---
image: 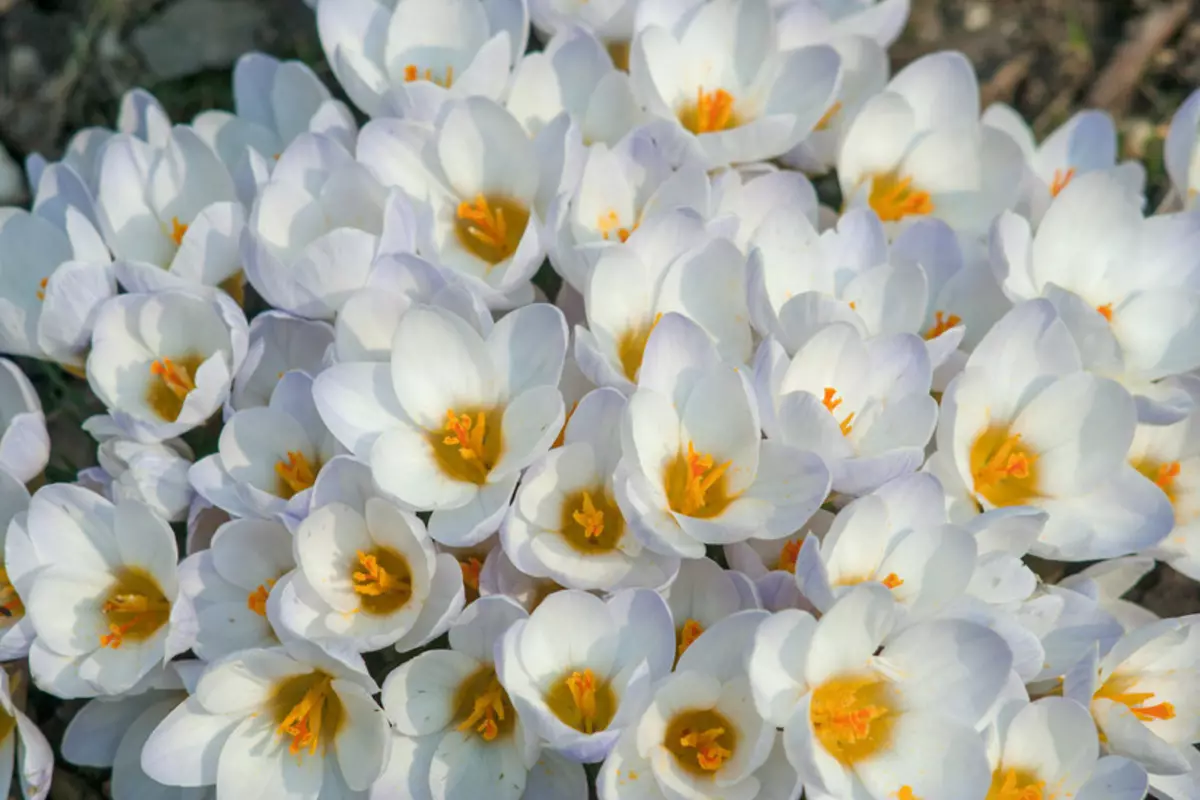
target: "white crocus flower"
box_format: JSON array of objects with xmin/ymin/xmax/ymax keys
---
[
  {"xmin": 1166, "ymin": 87, "xmax": 1200, "ymax": 209},
  {"xmin": 630, "ymin": 0, "xmax": 841, "ymax": 167},
  {"xmin": 80, "ymin": 426, "xmax": 194, "ymax": 523},
  {"xmin": 772, "ymin": 0, "xmax": 911, "ymax": 48},
  {"xmin": 0, "ymin": 470, "xmax": 32, "ymax": 660},
  {"xmin": 839, "ymin": 50, "xmax": 1024, "ymax": 236},
  {"xmin": 17, "ymin": 486, "xmax": 189, "ymax": 698},
  {"xmin": 550, "ymin": 132, "xmax": 711, "ymax": 293},
  {"xmin": 275, "ymin": 497, "xmax": 464, "ymax": 653},
  {"xmin": 175, "ymin": 518, "xmax": 294, "ymax": 661},
  {"xmin": 142, "ymin": 641, "xmax": 390, "ymax": 798},
  {"xmin": 749, "ymin": 585, "xmax": 1012, "ymax": 799},
  {"xmin": 194, "ymin": 52, "xmax": 357, "ymax": 205},
  {"xmin": 758, "ymin": 321, "xmax": 937, "ymax": 496},
  {"xmin": 531, "ymin": 0, "xmax": 636, "ymax": 68},
  {"xmin": 792, "ymin": 473, "xmax": 978, "ymax": 619},
  {"xmin": 616, "ymin": 314, "xmax": 830, "ymax": 559},
  {"xmin": 243, "ymin": 132, "xmax": 397, "ymax": 319},
  {"xmin": 315, "ymin": 303, "xmax": 567, "ymax": 546},
  {"xmin": 935, "ymin": 299, "xmax": 1174, "ymax": 559},
  {"xmin": 0, "ymin": 360, "xmax": 49, "ymax": 486},
  {"xmin": 86, "ymin": 289, "xmax": 249, "ymax": 443},
  {"xmin": 0, "ymin": 669, "xmax": 53, "ymax": 800},
  {"xmin": 190, "ymin": 372, "xmax": 342, "ymax": 526},
  {"xmin": 1066, "ymin": 616, "xmax": 1200, "ymax": 782},
  {"xmin": 230, "ymin": 310, "xmax": 334, "ymax": 411},
  {"xmin": 983, "ymin": 105, "xmax": 1145, "ymax": 224},
  {"xmin": 986, "ymin": 697, "xmax": 1149, "ymax": 800},
  {"xmin": 317, "ymin": 0, "xmax": 527, "ymax": 117},
  {"xmin": 497, "ymin": 588, "xmax": 674, "ymax": 763},
  {"xmin": 576, "ymin": 214, "xmax": 751, "ymax": 392},
  {"xmin": 507, "ymin": 27, "xmax": 642, "ymax": 148},
  {"xmin": 361, "ymin": 98, "xmax": 548, "ymax": 308},
  {"xmin": 377, "ymin": 595, "xmax": 587, "ymax": 799},
  {"xmin": 503, "ymin": 387, "xmax": 680, "ymax": 591},
  {"xmin": 992, "ymin": 170, "xmax": 1200, "ymax": 424},
  {"xmin": 663, "ymin": 557, "xmax": 759, "ymax": 664}
]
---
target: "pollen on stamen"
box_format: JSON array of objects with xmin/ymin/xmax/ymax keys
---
[
  {"xmin": 403, "ymin": 63, "xmax": 454, "ymax": 87},
  {"xmin": 868, "ymin": 172, "xmax": 934, "ymax": 223},
  {"xmin": 35, "ymin": 277, "xmax": 47, "ymax": 302},
  {"xmin": 1050, "ymin": 167, "xmax": 1076, "ymax": 197},
  {"xmin": 676, "ymin": 619, "xmax": 703, "ymax": 663},
  {"xmin": 680, "ymin": 87, "xmax": 738, "ymax": 134},
  {"xmin": 544, "ymin": 667, "xmax": 617, "ymax": 734},
  {"xmin": 454, "ymin": 194, "xmax": 530, "ymax": 267},
  {"xmin": 597, "ymin": 209, "xmax": 635, "ymax": 243},
  {"xmin": 923, "ymin": 310, "xmax": 962, "ymax": 340},
  {"xmin": 822, "ymin": 388, "xmax": 855, "ymax": 437},
  {"xmin": 169, "ymin": 216, "xmax": 188, "ymax": 247},
  {"xmin": 778, "ymin": 539, "xmax": 802, "ymax": 573},
  {"xmin": 1096, "ymin": 303, "xmax": 1114, "ymax": 322}
]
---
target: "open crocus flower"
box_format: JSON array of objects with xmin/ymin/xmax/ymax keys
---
[
  {"xmin": 575, "ymin": 215, "xmax": 751, "ymax": 393},
  {"xmin": 663, "ymin": 557, "xmax": 759, "ymax": 664},
  {"xmin": 508, "ymin": 27, "xmax": 642, "ymax": 148},
  {"xmin": 991, "ymin": 170, "xmax": 1200, "ymax": 424},
  {"xmin": 630, "ymin": 0, "xmax": 841, "ymax": 167},
  {"xmin": 986, "ymin": 697, "xmax": 1149, "ymax": 800},
  {"xmin": 276, "ymin": 497, "xmax": 463, "ymax": 653},
  {"xmin": 839, "ymin": 50, "xmax": 1024, "ymax": 236},
  {"xmin": 79, "ymin": 426, "xmax": 194, "ymax": 523},
  {"xmin": 230, "ymin": 310, "xmax": 334, "ymax": 411},
  {"xmin": 0, "ymin": 360, "xmax": 49, "ymax": 486},
  {"xmin": 758, "ymin": 321, "xmax": 937, "ymax": 496},
  {"xmin": 317, "ymin": 0, "xmax": 527, "ymax": 118},
  {"xmin": 17, "ymin": 486, "xmax": 189, "ymax": 698},
  {"xmin": 1166, "ymin": 87, "xmax": 1200, "ymax": 209},
  {"xmin": 749, "ymin": 585, "xmax": 1012, "ymax": 799},
  {"xmin": 549, "ymin": 133, "xmax": 711, "ymax": 293},
  {"xmin": 1065, "ymin": 616, "xmax": 1200, "ymax": 781},
  {"xmin": 361, "ymin": 98, "xmax": 548, "ymax": 308},
  {"xmin": 792, "ymin": 473, "xmax": 978, "ymax": 619},
  {"xmin": 243, "ymin": 132, "xmax": 398, "ymax": 319},
  {"xmin": 86, "ymin": 289, "xmax": 249, "ymax": 443},
  {"xmin": 531, "ymin": 0, "xmax": 636, "ymax": 68},
  {"xmin": 983, "ymin": 105, "xmax": 1145, "ymax": 225},
  {"xmin": 194, "ymin": 52, "xmax": 357, "ymax": 206},
  {"xmin": 616, "ymin": 314, "xmax": 830, "ymax": 559},
  {"xmin": 315, "ymin": 303, "xmax": 567, "ymax": 546},
  {"xmin": 0, "ymin": 668, "xmax": 53, "ymax": 800},
  {"xmin": 935, "ymin": 299, "xmax": 1174, "ymax": 559},
  {"xmin": 141, "ymin": 641, "xmax": 389, "ymax": 798},
  {"xmin": 175, "ymin": 518, "xmax": 294, "ymax": 661},
  {"xmin": 498, "ymin": 588, "xmax": 674, "ymax": 763},
  {"xmin": 190, "ymin": 372, "xmax": 343, "ymax": 526},
  {"xmin": 503, "ymin": 387, "xmax": 680, "ymax": 591},
  {"xmin": 377, "ymin": 595, "xmax": 587, "ymax": 799}
]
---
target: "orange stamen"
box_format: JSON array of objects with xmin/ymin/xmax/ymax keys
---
[
  {"xmin": 170, "ymin": 217, "xmax": 188, "ymax": 247},
  {"xmin": 1050, "ymin": 167, "xmax": 1076, "ymax": 197},
  {"xmin": 923, "ymin": 310, "xmax": 962, "ymax": 340},
  {"xmin": 275, "ymin": 451, "xmax": 317, "ymax": 496},
  {"xmin": 572, "ymin": 491, "xmax": 605, "ymax": 539},
  {"xmin": 678, "ymin": 726, "xmax": 731, "ymax": 771},
  {"xmin": 150, "ymin": 357, "xmax": 195, "ymax": 399},
  {"xmin": 778, "ymin": 539, "xmax": 802, "ymax": 573},
  {"xmin": 1096, "ymin": 303, "xmax": 1114, "ymax": 322},
  {"xmin": 456, "ymin": 195, "xmax": 508, "ymax": 251},
  {"xmin": 352, "ymin": 550, "xmax": 410, "ymax": 597},
  {"xmin": 822, "ymin": 388, "xmax": 855, "ymax": 436},
  {"xmin": 676, "ymin": 619, "xmax": 704, "ymax": 661}
]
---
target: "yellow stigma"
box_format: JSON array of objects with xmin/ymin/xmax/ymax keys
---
[
  {"xmin": 98, "ymin": 567, "xmax": 171, "ymax": 649},
  {"xmin": 351, "ymin": 548, "xmax": 413, "ymax": 615},
  {"xmin": 403, "ymin": 63, "xmax": 454, "ymax": 87},
  {"xmin": 275, "ymin": 450, "xmax": 317, "ymax": 498},
  {"xmin": 1133, "ymin": 458, "xmax": 1181, "ymax": 506},
  {"xmin": 810, "ymin": 673, "xmax": 896, "ymax": 765},
  {"xmin": 454, "ymin": 667, "xmax": 515, "ymax": 742},
  {"xmin": 1095, "ymin": 673, "xmax": 1176, "ymax": 723},
  {"xmin": 572, "ymin": 491, "xmax": 605, "ymax": 539},
  {"xmin": 665, "ymin": 708, "xmax": 738, "ymax": 775},
  {"xmin": 597, "ymin": 210, "xmax": 635, "ymax": 243},
  {"xmin": 822, "ymin": 387, "xmax": 855, "ymax": 437},
  {"xmin": 923, "ymin": 310, "xmax": 962, "ymax": 340},
  {"xmin": 680, "ymin": 87, "xmax": 739, "ymax": 134},
  {"xmin": 868, "ymin": 172, "xmax": 934, "ymax": 223},
  {"xmin": 676, "ymin": 619, "xmax": 704, "ymax": 662},
  {"xmin": 986, "ymin": 768, "xmax": 1046, "ymax": 800},
  {"xmin": 664, "ymin": 441, "xmax": 734, "ymax": 518},
  {"xmin": 271, "ymin": 672, "xmax": 343, "ymax": 760},
  {"xmin": 455, "ymin": 194, "xmax": 530, "ymax": 267},
  {"xmin": 246, "ymin": 579, "xmax": 275, "ymax": 617},
  {"xmin": 970, "ymin": 425, "xmax": 1039, "ymax": 507},
  {"xmin": 146, "ymin": 354, "xmax": 203, "ymax": 422},
  {"xmin": 560, "ymin": 488, "xmax": 624, "ymax": 553},
  {"xmin": 430, "ymin": 407, "xmax": 503, "ymax": 485},
  {"xmin": 545, "ymin": 668, "xmax": 617, "ymax": 734},
  {"xmin": 169, "ymin": 216, "xmax": 188, "ymax": 247},
  {"xmin": 1096, "ymin": 303, "xmax": 1114, "ymax": 322}
]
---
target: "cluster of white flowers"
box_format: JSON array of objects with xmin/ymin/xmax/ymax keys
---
[{"xmin": 2, "ymin": 0, "xmax": 1200, "ymax": 797}]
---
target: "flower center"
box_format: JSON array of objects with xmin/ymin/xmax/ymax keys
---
[
  {"xmin": 597, "ymin": 209, "xmax": 636, "ymax": 243},
  {"xmin": 0, "ymin": 567, "xmax": 24, "ymax": 621},
  {"xmin": 247, "ymin": 579, "xmax": 275, "ymax": 617},
  {"xmin": 1094, "ymin": 673, "xmax": 1176, "ymax": 723},
  {"xmin": 429, "ymin": 407, "xmax": 503, "ymax": 485},
  {"xmin": 454, "ymin": 194, "xmax": 530, "ymax": 267},
  {"xmin": 270, "ymin": 671, "xmax": 343, "ymax": 759},
  {"xmin": 810, "ymin": 673, "xmax": 897, "ymax": 765},
  {"xmin": 403, "ymin": 64, "xmax": 454, "ymax": 87},
  {"xmin": 1096, "ymin": 303, "xmax": 1114, "ymax": 322},
  {"xmin": 351, "ymin": 547, "xmax": 413, "ymax": 616},
  {"xmin": 680, "ymin": 87, "xmax": 739, "ymax": 134},
  {"xmin": 1133, "ymin": 458, "xmax": 1181, "ymax": 506},
  {"xmin": 987, "ymin": 768, "xmax": 1046, "ymax": 800},
  {"xmin": 664, "ymin": 441, "xmax": 735, "ymax": 519},
  {"xmin": 924, "ymin": 311, "xmax": 962, "ymax": 340},
  {"xmin": 616, "ymin": 312, "xmax": 663, "ymax": 383},
  {"xmin": 778, "ymin": 540, "xmax": 802, "ymax": 573},
  {"xmin": 1049, "ymin": 168, "xmax": 1076, "ymax": 198},
  {"xmin": 868, "ymin": 172, "xmax": 934, "ymax": 223},
  {"xmin": 676, "ymin": 619, "xmax": 704, "ymax": 663},
  {"xmin": 169, "ymin": 216, "xmax": 188, "ymax": 247},
  {"xmin": 453, "ymin": 666, "xmax": 516, "ymax": 742},
  {"xmin": 665, "ymin": 708, "xmax": 737, "ymax": 775},
  {"xmin": 146, "ymin": 354, "xmax": 204, "ymax": 422},
  {"xmin": 606, "ymin": 40, "xmax": 630, "ymax": 72},
  {"xmin": 970, "ymin": 425, "xmax": 1040, "ymax": 507},
  {"xmin": 559, "ymin": 488, "xmax": 624, "ymax": 553},
  {"xmin": 822, "ymin": 388, "xmax": 855, "ymax": 437},
  {"xmin": 99, "ymin": 567, "xmax": 171, "ymax": 649},
  {"xmin": 459, "ymin": 556, "xmax": 483, "ymax": 602},
  {"xmin": 545, "ymin": 667, "xmax": 617, "ymax": 734},
  {"xmin": 275, "ymin": 450, "xmax": 318, "ymax": 498},
  {"xmin": 35, "ymin": 277, "xmax": 47, "ymax": 302}
]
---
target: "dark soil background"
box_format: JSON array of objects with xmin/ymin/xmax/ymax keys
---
[{"xmin": 1, "ymin": 0, "xmax": 1199, "ymax": 795}]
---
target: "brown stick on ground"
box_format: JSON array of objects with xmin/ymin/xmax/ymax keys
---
[
  {"xmin": 1087, "ymin": 0, "xmax": 1193, "ymax": 117},
  {"xmin": 981, "ymin": 53, "xmax": 1034, "ymax": 108}
]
